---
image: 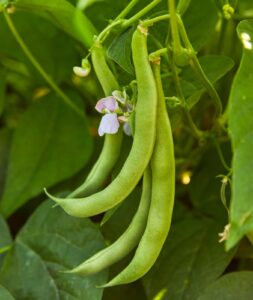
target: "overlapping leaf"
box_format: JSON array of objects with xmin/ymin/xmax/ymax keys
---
[{"xmin": 227, "ymin": 20, "xmax": 253, "ymax": 249}]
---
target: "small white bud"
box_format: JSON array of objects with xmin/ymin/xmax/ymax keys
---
[{"xmin": 73, "ymin": 66, "xmax": 90, "ymax": 77}]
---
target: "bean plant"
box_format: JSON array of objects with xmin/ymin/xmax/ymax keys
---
[{"xmin": 0, "ymin": 0, "xmax": 253, "ymax": 299}]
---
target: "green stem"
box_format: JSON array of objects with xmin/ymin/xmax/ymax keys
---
[
  {"xmin": 168, "ymin": 0, "xmax": 181, "ymax": 53},
  {"xmin": 176, "ymin": 15, "xmax": 223, "ymax": 116},
  {"xmin": 121, "ymin": 0, "xmax": 162, "ymax": 29},
  {"xmin": 4, "ymin": 11, "xmax": 84, "ymax": 118},
  {"xmin": 213, "ymin": 138, "xmax": 231, "ymax": 172},
  {"xmin": 149, "ymin": 48, "xmax": 168, "ymax": 62},
  {"xmin": 95, "ymin": 20, "xmax": 123, "ymax": 44},
  {"xmin": 115, "ymin": 0, "xmax": 139, "ymax": 21},
  {"xmin": 170, "ymin": 52, "xmax": 203, "ymax": 139},
  {"xmin": 141, "ymin": 14, "xmax": 170, "ymax": 27}
]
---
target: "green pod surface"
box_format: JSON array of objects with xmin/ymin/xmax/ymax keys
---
[
  {"xmin": 45, "ymin": 26, "xmax": 157, "ymax": 217},
  {"xmin": 102, "ymin": 61, "xmax": 175, "ymax": 287},
  {"xmin": 67, "ymin": 167, "xmax": 151, "ymax": 276},
  {"xmin": 69, "ymin": 44, "xmax": 123, "ymax": 198}
]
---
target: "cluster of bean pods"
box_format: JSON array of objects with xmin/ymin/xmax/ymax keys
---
[{"xmin": 45, "ymin": 24, "xmax": 175, "ymax": 287}]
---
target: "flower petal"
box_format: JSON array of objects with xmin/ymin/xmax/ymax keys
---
[
  {"xmin": 98, "ymin": 113, "xmax": 120, "ymax": 136},
  {"xmin": 73, "ymin": 66, "xmax": 90, "ymax": 77},
  {"xmin": 95, "ymin": 96, "xmax": 118, "ymax": 113}
]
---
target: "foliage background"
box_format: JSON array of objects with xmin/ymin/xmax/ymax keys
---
[{"xmin": 0, "ymin": 0, "xmax": 253, "ymax": 299}]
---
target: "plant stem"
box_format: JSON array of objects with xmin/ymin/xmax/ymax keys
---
[
  {"xmin": 4, "ymin": 11, "xmax": 84, "ymax": 118},
  {"xmin": 95, "ymin": 20, "xmax": 122, "ymax": 44},
  {"xmin": 121, "ymin": 0, "xmax": 162, "ymax": 29},
  {"xmin": 168, "ymin": 0, "xmax": 181, "ymax": 53},
  {"xmin": 170, "ymin": 52, "xmax": 203, "ymax": 139},
  {"xmin": 213, "ymin": 138, "xmax": 231, "ymax": 172},
  {"xmin": 176, "ymin": 15, "xmax": 223, "ymax": 116},
  {"xmin": 115, "ymin": 0, "xmax": 139, "ymax": 21},
  {"xmin": 141, "ymin": 14, "xmax": 170, "ymax": 27}
]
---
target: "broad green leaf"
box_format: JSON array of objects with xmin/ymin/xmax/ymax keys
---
[
  {"xmin": 0, "ymin": 92, "xmax": 93, "ymax": 217},
  {"xmin": 0, "ymin": 129, "xmax": 12, "ymax": 199},
  {"xmin": 198, "ymin": 272, "xmax": 253, "ymax": 300},
  {"xmin": 0, "ymin": 285, "xmax": 15, "ymax": 300},
  {"xmin": 181, "ymin": 55, "xmax": 234, "ymax": 107},
  {"xmin": 142, "ymin": 218, "xmax": 236, "ymax": 300},
  {"xmin": 227, "ymin": 20, "xmax": 253, "ymax": 249},
  {"xmin": 0, "ymin": 200, "xmax": 106, "ymax": 300},
  {"xmin": 183, "ymin": 0, "xmax": 219, "ymax": 50},
  {"xmin": 0, "ymin": 12, "xmax": 79, "ymax": 85},
  {"xmin": 0, "ymin": 215, "xmax": 12, "ymax": 267},
  {"xmin": 189, "ymin": 144, "xmax": 231, "ymax": 220},
  {"xmin": 12, "ymin": 0, "xmax": 96, "ymax": 48},
  {"xmin": 107, "ymin": 27, "xmax": 134, "ymax": 75},
  {"xmin": 0, "ymin": 70, "xmax": 5, "ymax": 116}
]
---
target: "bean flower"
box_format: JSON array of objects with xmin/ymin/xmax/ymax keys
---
[{"xmin": 95, "ymin": 91, "xmax": 133, "ymax": 136}]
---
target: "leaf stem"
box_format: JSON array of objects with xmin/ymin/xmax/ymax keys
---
[
  {"xmin": 213, "ymin": 138, "xmax": 231, "ymax": 172},
  {"xmin": 115, "ymin": 0, "xmax": 139, "ymax": 21},
  {"xmin": 3, "ymin": 11, "xmax": 84, "ymax": 118},
  {"xmin": 141, "ymin": 14, "xmax": 170, "ymax": 27},
  {"xmin": 121, "ymin": 0, "xmax": 162, "ymax": 29},
  {"xmin": 176, "ymin": 14, "xmax": 223, "ymax": 117},
  {"xmin": 168, "ymin": 0, "xmax": 181, "ymax": 53},
  {"xmin": 170, "ymin": 52, "xmax": 203, "ymax": 139}
]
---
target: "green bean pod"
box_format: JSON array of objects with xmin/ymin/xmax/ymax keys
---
[
  {"xmin": 69, "ymin": 44, "xmax": 123, "ymax": 198},
  {"xmin": 66, "ymin": 167, "xmax": 151, "ymax": 276},
  {"xmin": 101, "ymin": 60, "xmax": 175, "ymax": 287},
  {"xmin": 45, "ymin": 26, "xmax": 157, "ymax": 217}
]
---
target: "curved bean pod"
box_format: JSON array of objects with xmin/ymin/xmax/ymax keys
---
[
  {"xmin": 45, "ymin": 26, "xmax": 157, "ymax": 217},
  {"xmin": 69, "ymin": 44, "xmax": 123, "ymax": 198},
  {"xmin": 66, "ymin": 167, "xmax": 151, "ymax": 276},
  {"xmin": 101, "ymin": 60, "xmax": 175, "ymax": 287}
]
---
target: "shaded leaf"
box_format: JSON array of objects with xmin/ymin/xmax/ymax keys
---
[
  {"xmin": 0, "ymin": 92, "xmax": 93, "ymax": 217},
  {"xmin": 181, "ymin": 55, "xmax": 234, "ymax": 107},
  {"xmin": 0, "ymin": 12, "xmax": 79, "ymax": 85},
  {"xmin": 183, "ymin": 0, "xmax": 219, "ymax": 50},
  {"xmin": 189, "ymin": 144, "xmax": 231, "ymax": 220},
  {"xmin": 142, "ymin": 218, "xmax": 236, "ymax": 300},
  {"xmin": 0, "ymin": 200, "xmax": 106, "ymax": 300},
  {"xmin": 227, "ymin": 20, "xmax": 253, "ymax": 249},
  {"xmin": 198, "ymin": 272, "xmax": 253, "ymax": 300},
  {"xmin": 0, "ymin": 285, "xmax": 15, "ymax": 300},
  {"xmin": 0, "ymin": 215, "xmax": 12, "ymax": 267},
  {"xmin": 0, "ymin": 129, "xmax": 12, "ymax": 199},
  {"xmin": 13, "ymin": 0, "xmax": 96, "ymax": 48},
  {"xmin": 0, "ymin": 70, "xmax": 5, "ymax": 116},
  {"xmin": 107, "ymin": 27, "xmax": 134, "ymax": 75}
]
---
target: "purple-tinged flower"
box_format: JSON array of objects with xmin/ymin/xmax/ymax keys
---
[
  {"xmin": 95, "ymin": 96, "xmax": 119, "ymax": 113},
  {"xmin": 98, "ymin": 113, "xmax": 120, "ymax": 136}
]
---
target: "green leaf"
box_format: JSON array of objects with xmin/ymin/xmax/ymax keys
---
[
  {"xmin": 107, "ymin": 27, "xmax": 134, "ymax": 75},
  {"xmin": 227, "ymin": 20, "xmax": 253, "ymax": 249},
  {"xmin": 142, "ymin": 218, "xmax": 236, "ymax": 300},
  {"xmin": 0, "ymin": 200, "xmax": 106, "ymax": 300},
  {"xmin": 0, "ymin": 215, "xmax": 12, "ymax": 267},
  {"xmin": 189, "ymin": 144, "xmax": 231, "ymax": 220},
  {"xmin": 0, "ymin": 92, "xmax": 93, "ymax": 217},
  {"xmin": 198, "ymin": 272, "xmax": 253, "ymax": 300},
  {"xmin": 181, "ymin": 55, "xmax": 234, "ymax": 107},
  {"xmin": 0, "ymin": 129, "xmax": 12, "ymax": 199},
  {"xmin": 0, "ymin": 285, "xmax": 15, "ymax": 300},
  {"xmin": 183, "ymin": 0, "xmax": 219, "ymax": 50},
  {"xmin": 13, "ymin": 0, "xmax": 96, "ymax": 48},
  {"xmin": 0, "ymin": 70, "xmax": 6, "ymax": 117},
  {"xmin": 0, "ymin": 12, "xmax": 79, "ymax": 85}
]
